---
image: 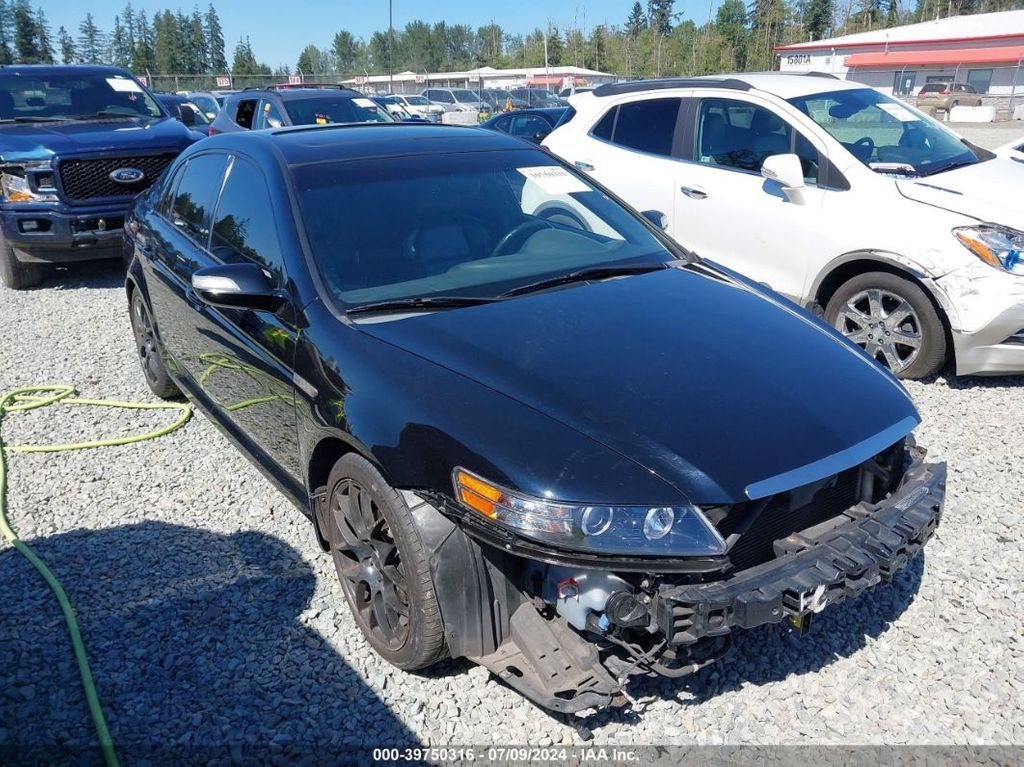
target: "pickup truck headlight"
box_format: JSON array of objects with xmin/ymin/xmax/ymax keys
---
[
  {"xmin": 1, "ymin": 162, "xmax": 58, "ymax": 203},
  {"xmin": 954, "ymin": 225, "xmax": 1024, "ymax": 275},
  {"xmin": 453, "ymin": 468, "xmax": 727, "ymax": 556}
]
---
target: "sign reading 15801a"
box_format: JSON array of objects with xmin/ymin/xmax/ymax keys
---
[{"xmin": 787, "ymin": 54, "xmax": 811, "ymax": 65}]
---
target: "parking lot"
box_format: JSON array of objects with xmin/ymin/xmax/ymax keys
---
[{"xmin": 1, "ymin": 122, "xmax": 1023, "ymax": 758}]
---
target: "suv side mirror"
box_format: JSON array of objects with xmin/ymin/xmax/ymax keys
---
[
  {"xmin": 641, "ymin": 210, "xmax": 669, "ymax": 230},
  {"xmin": 191, "ymin": 262, "xmax": 287, "ymax": 313},
  {"xmin": 761, "ymin": 154, "xmax": 806, "ymax": 204}
]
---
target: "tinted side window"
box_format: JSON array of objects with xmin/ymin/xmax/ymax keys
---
[
  {"xmin": 157, "ymin": 162, "xmax": 184, "ymax": 215},
  {"xmin": 169, "ymin": 154, "xmax": 228, "ymax": 245},
  {"xmin": 610, "ymin": 98, "xmax": 681, "ymax": 157},
  {"xmin": 509, "ymin": 114, "xmax": 550, "ymax": 138},
  {"xmin": 697, "ymin": 98, "xmax": 790, "ymax": 174},
  {"xmin": 591, "ymin": 106, "xmax": 616, "ymax": 141},
  {"xmin": 235, "ymin": 98, "xmax": 258, "ymax": 129},
  {"xmin": 211, "ymin": 157, "xmax": 285, "ymax": 285}
]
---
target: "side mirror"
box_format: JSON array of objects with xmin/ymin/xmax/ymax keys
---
[
  {"xmin": 191, "ymin": 262, "xmax": 287, "ymax": 313},
  {"xmin": 761, "ymin": 154, "xmax": 806, "ymax": 204},
  {"xmin": 177, "ymin": 105, "xmax": 196, "ymax": 127},
  {"xmin": 641, "ymin": 210, "xmax": 669, "ymax": 230}
]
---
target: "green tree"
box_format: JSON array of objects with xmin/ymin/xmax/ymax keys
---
[
  {"xmin": 231, "ymin": 36, "xmax": 268, "ymax": 75},
  {"xmin": 36, "ymin": 7, "xmax": 53, "ymax": 63},
  {"xmin": 188, "ymin": 9, "xmax": 206, "ymax": 72},
  {"xmin": 110, "ymin": 15, "xmax": 130, "ymax": 68},
  {"xmin": 78, "ymin": 12, "xmax": 104, "ymax": 64},
  {"xmin": 546, "ymin": 25, "xmax": 564, "ymax": 67},
  {"xmin": 331, "ymin": 30, "xmax": 360, "ymax": 73},
  {"xmin": 804, "ymin": 0, "xmax": 834, "ymax": 39},
  {"xmin": 13, "ymin": 0, "xmax": 39, "ymax": 63},
  {"xmin": 647, "ymin": 0, "xmax": 676, "ymax": 35},
  {"xmin": 152, "ymin": 10, "xmax": 182, "ymax": 74},
  {"xmin": 589, "ymin": 24, "xmax": 607, "ymax": 71},
  {"xmin": 367, "ymin": 30, "xmax": 390, "ymax": 72},
  {"xmin": 133, "ymin": 10, "xmax": 154, "ymax": 72},
  {"xmin": 747, "ymin": 0, "xmax": 786, "ymax": 70},
  {"xmin": 626, "ymin": 2, "xmax": 647, "ymax": 38},
  {"xmin": 0, "ymin": 1, "xmax": 12, "ymax": 65},
  {"xmin": 57, "ymin": 24, "xmax": 74, "ymax": 64},
  {"xmin": 296, "ymin": 43, "xmax": 331, "ymax": 75},
  {"xmin": 476, "ymin": 23, "xmax": 503, "ymax": 66},
  {"xmin": 205, "ymin": 3, "xmax": 226, "ymax": 72}
]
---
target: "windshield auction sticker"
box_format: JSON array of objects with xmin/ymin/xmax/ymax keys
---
[
  {"xmin": 877, "ymin": 102, "xmax": 918, "ymax": 122},
  {"xmin": 518, "ymin": 166, "xmax": 590, "ymax": 195},
  {"xmin": 106, "ymin": 77, "xmax": 143, "ymax": 93}
]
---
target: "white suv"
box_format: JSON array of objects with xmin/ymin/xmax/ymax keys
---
[{"xmin": 544, "ymin": 73, "xmax": 1024, "ymax": 378}]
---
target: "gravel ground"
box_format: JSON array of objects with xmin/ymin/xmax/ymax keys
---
[
  {"xmin": 953, "ymin": 122, "xmax": 1024, "ymax": 150},
  {"xmin": 1, "ymin": 262, "xmax": 1022, "ymax": 760}
]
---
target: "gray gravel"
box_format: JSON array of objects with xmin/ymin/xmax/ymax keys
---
[{"xmin": 1, "ymin": 262, "xmax": 1022, "ymax": 759}]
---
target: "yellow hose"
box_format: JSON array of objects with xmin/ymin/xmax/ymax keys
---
[{"xmin": 0, "ymin": 385, "xmax": 192, "ymax": 767}]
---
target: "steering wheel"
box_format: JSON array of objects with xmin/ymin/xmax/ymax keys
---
[
  {"xmin": 852, "ymin": 135, "xmax": 875, "ymax": 160},
  {"xmin": 490, "ymin": 219, "xmax": 554, "ymax": 259}
]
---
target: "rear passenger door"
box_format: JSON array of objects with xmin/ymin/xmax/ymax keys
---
[{"xmin": 565, "ymin": 96, "xmax": 686, "ymax": 231}]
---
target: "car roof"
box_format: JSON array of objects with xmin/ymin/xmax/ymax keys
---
[
  {"xmin": 589, "ymin": 73, "xmax": 867, "ymax": 101},
  {"xmin": 201, "ymin": 123, "xmax": 536, "ymax": 166},
  {"xmin": 233, "ymin": 87, "xmax": 364, "ymax": 102},
  {"xmin": 0, "ymin": 64, "xmax": 135, "ymax": 78}
]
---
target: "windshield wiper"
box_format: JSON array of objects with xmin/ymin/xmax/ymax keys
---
[
  {"xmin": 346, "ymin": 295, "xmax": 501, "ymax": 315},
  {"xmin": 868, "ymin": 162, "xmax": 920, "ymax": 177},
  {"xmin": 0, "ymin": 116, "xmax": 72, "ymax": 123},
  {"xmin": 501, "ymin": 263, "xmax": 667, "ymax": 298},
  {"xmin": 922, "ymin": 158, "xmax": 977, "ymax": 177}
]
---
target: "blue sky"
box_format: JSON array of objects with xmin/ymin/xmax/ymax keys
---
[{"xmin": 43, "ymin": 0, "xmax": 722, "ymax": 70}]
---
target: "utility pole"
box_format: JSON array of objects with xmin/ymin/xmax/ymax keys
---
[
  {"xmin": 544, "ymin": 22, "xmax": 550, "ymax": 95},
  {"xmin": 388, "ymin": 0, "xmax": 395, "ymax": 93}
]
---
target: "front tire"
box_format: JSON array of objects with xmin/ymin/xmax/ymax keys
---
[
  {"xmin": 129, "ymin": 289, "xmax": 180, "ymax": 399},
  {"xmin": 0, "ymin": 236, "xmax": 45, "ymax": 290},
  {"xmin": 825, "ymin": 271, "xmax": 946, "ymax": 379},
  {"xmin": 319, "ymin": 454, "xmax": 447, "ymax": 670}
]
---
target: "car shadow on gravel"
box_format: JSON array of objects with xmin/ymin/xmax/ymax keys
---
[
  {"xmin": 38, "ymin": 259, "xmax": 125, "ymax": 291},
  {"xmin": 576, "ymin": 555, "xmax": 925, "ymax": 730},
  {"xmin": 0, "ymin": 521, "xmax": 415, "ymax": 763}
]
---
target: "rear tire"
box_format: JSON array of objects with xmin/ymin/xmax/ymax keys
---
[
  {"xmin": 0, "ymin": 237, "xmax": 45, "ymax": 290},
  {"xmin": 318, "ymin": 454, "xmax": 447, "ymax": 670},
  {"xmin": 129, "ymin": 289, "xmax": 180, "ymax": 399},
  {"xmin": 825, "ymin": 271, "xmax": 946, "ymax": 379}
]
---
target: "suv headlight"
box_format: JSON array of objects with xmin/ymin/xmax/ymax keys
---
[
  {"xmin": 954, "ymin": 225, "xmax": 1024, "ymax": 275},
  {"xmin": 1, "ymin": 162, "xmax": 58, "ymax": 203},
  {"xmin": 453, "ymin": 468, "xmax": 727, "ymax": 556}
]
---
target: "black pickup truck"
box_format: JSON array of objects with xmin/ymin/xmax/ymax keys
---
[{"xmin": 0, "ymin": 65, "xmax": 200, "ymax": 289}]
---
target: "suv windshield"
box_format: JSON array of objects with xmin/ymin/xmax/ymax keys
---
[
  {"xmin": 0, "ymin": 71, "xmax": 162, "ymax": 121},
  {"xmin": 282, "ymin": 95, "xmax": 394, "ymax": 125},
  {"xmin": 789, "ymin": 87, "xmax": 982, "ymax": 176},
  {"xmin": 295, "ymin": 150, "xmax": 676, "ymax": 309},
  {"xmin": 403, "ymin": 96, "xmax": 430, "ymax": 106}
]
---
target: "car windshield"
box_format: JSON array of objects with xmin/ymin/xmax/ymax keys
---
[
  {"xmin": 0, "ymin": 71, "xmax": 162, "ymax": 121},
  {"xmin": 788, "ymin": 87, "xmax": 982, "ymax": 176},
  {"xmin": 295, "ymin": 149, "xmax": 677, "ymax": 309},
  {"xmin": 283, "ymin": 95, "xmax": 395, "ymax": 125},
  {"xmin": 403, "ymin": 96, "xmax": 430, "ymax": 105},
  {"xmin": 452, "ymin": 90, "xmax": 481, "ymax": 103},
  {"xmin": 919, "ymin": 84, "xmax": 949, "ymax": 94},
  {"xmin": 190, "ymin": 94, "xmax": 218, "ymax": 113}
]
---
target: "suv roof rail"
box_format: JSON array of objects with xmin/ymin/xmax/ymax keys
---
[
  {"xmin": 267, "ymin": 82, "xmax": 350, "ymax": 90},
  {"xmin": 592, "ymin": 77, "xmax": 753, "ymax": 97},
  {"xmin": 802, "ymin": 71, "xmax": 839, "ymax": 79}
]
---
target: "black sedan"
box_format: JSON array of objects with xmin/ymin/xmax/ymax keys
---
[
  {"xmin": 479, "ymin": 106, "xmax": 567, "ymax": 144},
  {"xmin": 124, "ymin": 123, "xmax": 944, "ymax": 714}
]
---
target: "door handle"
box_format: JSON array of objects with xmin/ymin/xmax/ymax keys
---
[
  {"xmin": 680, "ymin": 185, "xmax": 708, "ymax": 200},
  {"xmin": 574, "ymin": 160, "xmax": 595, "ymax": 172}
]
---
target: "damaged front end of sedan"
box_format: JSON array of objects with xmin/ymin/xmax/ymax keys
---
[{"xmin": 397, "ymin": 436, "xmax": 944, "ymax": 714}]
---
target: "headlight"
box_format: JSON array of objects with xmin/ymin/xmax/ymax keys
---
[
  {"xmin": 1, "ymin": 162, "xmax": 58, "ymax": 203},
  {"xmin": 954, "ymin": 225, "xmax": 1024, "ymax": 275},
  {"xmin": 453, "ymin": 468, "xmax": 727, "ymax": 556}
]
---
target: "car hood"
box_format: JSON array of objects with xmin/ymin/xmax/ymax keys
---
[
  {"xmin": 0, "ymin": 116, "xmax": 195, "ymax": 163},
  {"xmin": 896, "ymin": 158, "xmax": 1024, "ymax": 229},
  {"xmin": 358, "ymin": 265, "xmax": 919, "ymax": 504}
]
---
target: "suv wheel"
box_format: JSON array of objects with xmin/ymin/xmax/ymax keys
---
[
  {"xmin": 319, "ymin": 454, "xmax": 447, "ymax": 670},
  {"xmin": 825, "ymin": 271, "xmax": 946, "ymax": 379},
  {"xmin": 0, "ymin": 236, "xmax": 45, "ymax": 290},
  {"xmin": 129, "ymin": 289, "xmax": 180, "ymax": 398}
]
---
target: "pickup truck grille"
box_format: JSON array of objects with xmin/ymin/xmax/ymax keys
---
[{"xmin": 58, "ymin": 154, "xmax": 175, "ymax": 202}]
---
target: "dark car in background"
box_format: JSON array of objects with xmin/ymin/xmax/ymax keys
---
[
  {"xmin": 208, "ymin": 85, "xmax": 394, "ymax": 134},
  {"xmin": 479, "ymin": 88, "xmax": 528, "ymax": 111},
  {"xmin": 155, "ymin": 93, "xmax": 210, "ymax": 130},
  {"xmin": 479, "ymin": 107, "xmax": 568, "ymax": 143},
  {"xmin": 124, "ymin": 123, "xmax": 943, "ymax": 714},
  {"xmin": 510, "ymin": 87, "xmax": 562, "ymax": 107},
  {"xmin": 0, "ymin": 65, "xmax": 199, "ymax": 289}
]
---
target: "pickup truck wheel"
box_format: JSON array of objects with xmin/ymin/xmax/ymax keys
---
[
  {"xmin": 0, "ymin": 237, "xmax": 45, "ymax": 290},
  {"xmin": 825, "ymin": 271, "xmax": 946, "ymax": 379},
  {"xmin": 320, "ymin": 454, "xmax": 447, "ymax": 670},
  {"xmin": 129, "ymin": 290, "xmax": 180, "ymax": 399}
]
